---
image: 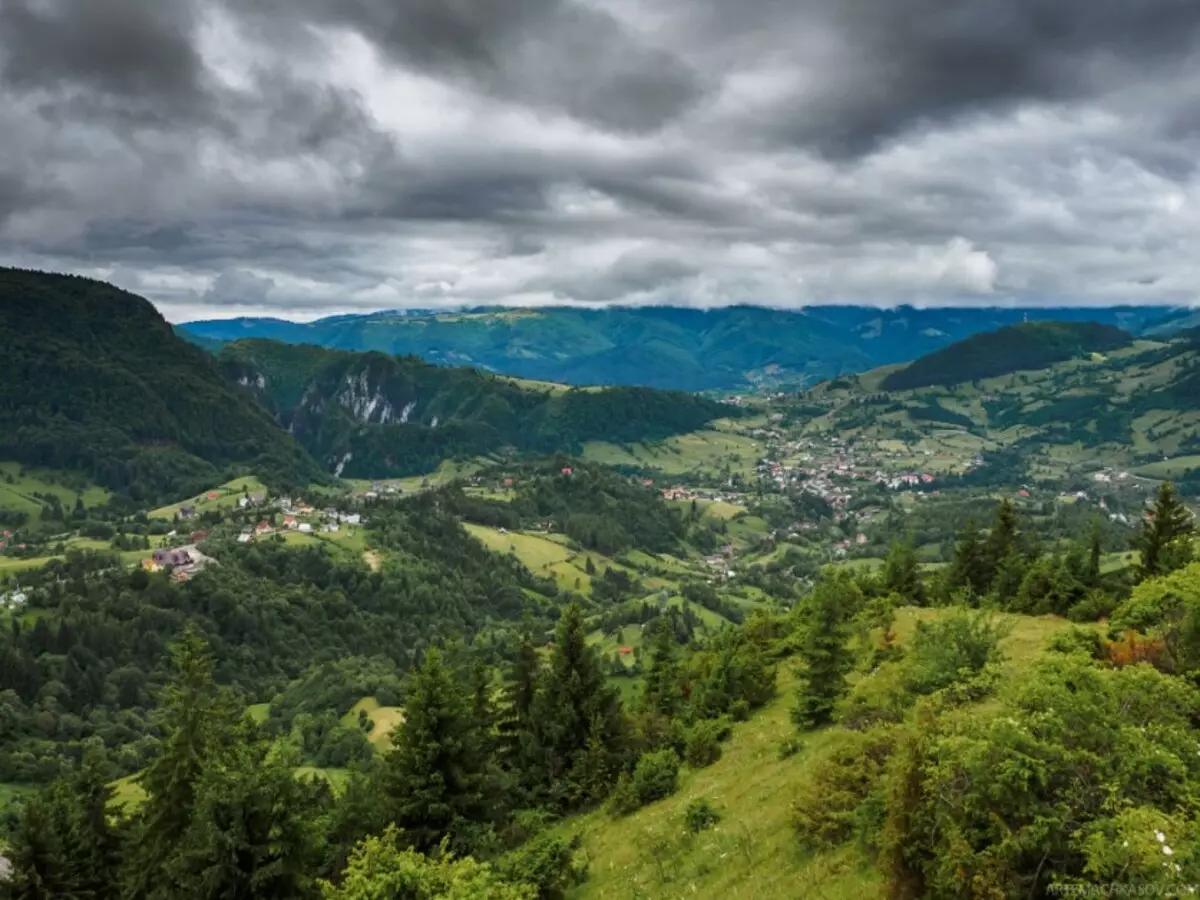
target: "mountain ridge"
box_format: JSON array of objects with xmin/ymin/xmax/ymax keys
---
[{"xmin": 180, "ymin": 304, "xmax": 1181, "ymax": 392}]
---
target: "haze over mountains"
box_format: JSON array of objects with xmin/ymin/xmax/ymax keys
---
[{"xmin": 182, "ymin": 304, "xmax": 1184, "ymax": 392}]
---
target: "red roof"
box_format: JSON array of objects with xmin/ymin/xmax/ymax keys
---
[
  {"xmin": 207, "ymin": 492, "xmax": 220, "ymax": 500},
  {"xmin": 618, "ymin": 647, "xmax": 633, "ymax": 654},
  {"xmin": 503, "ymin": 478, "xmax": 514, "ymax": 486},
  {"xmin": 561, "ymin": 467, "xmax": 573, "ymax": 475}
]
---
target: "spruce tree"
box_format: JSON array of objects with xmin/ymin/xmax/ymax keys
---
[
  {"xmin": 948, "ymin": 520, "xmax": 988, "ymax": 601},
  {"xmin": 532, "ymin": 603, "xmax": 623, "ymax": 807},
  {"xmin": 1085, "ymin": 514, "xmax": 1103, "ymax": 585},
  {"xmin": 122, "ymin": 626, "xmax": 238, "ymax": 900},
  {"xmin": 792, "ymin": 574, "xmax": 857, "ymax": 729},
  {"xmin": 383, "ymin": 647, "xmax": 490, "ymax": 854},
  {"xmin": 1133, "ymin": 481, "xmax": 1195, "ymax": 580},
  {"xmin": 640, "ymin": 617, "xmax": 682, "ymax": 718},
  {"xmin": 882, "ymin": 535, "xmax": 925, "ymax": 605}
]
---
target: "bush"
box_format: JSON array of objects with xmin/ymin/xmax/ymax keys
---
[
  {"xmin": 684, "ymin": 797, "xmax": 721, "ymax": 833},
  {"xmin": 1067, "ymin": 589, "xmax": 1118, "ymax": 623},
  {"xmin": 683, "ymin": 720, "xmax": 723, "ymax": 769},
  {"xmin": 606, "ymin": 772, "xmax": 641, "ymax": 818},
  {"xmin": 497, "ymin": 832, "xmax": 588, "ymax": 899},
  {"xmin": 1047, "ymin": 626, "xmax": 1105, "ymax": 659},
  {"xmin": 777, "ymin": 736, "xmax": 803, "ymax": 760},
  {"xmin": 633, "ymin": 749, "xmax": 681, "ymax": 806},
  {"xmin": 903, "ymin": 611, "xmax": 1005, "ymax": 695},
  {"xmin": 792, "ymin": 726, "xmax": 897, "ymax": 853},
  {"xmin": 835, "ymin": 662, "xmax": 911, "ymax": 731}
]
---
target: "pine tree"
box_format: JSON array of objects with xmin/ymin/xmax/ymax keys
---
[
  {"xmin": 1133, "ymin": 482, "xmax": 1195, "ymax": 580},
  {"xmin": 983, "ymin": 499, "xmax": 1023, "ymax": 586},
  {"xmin": 122, "ymin": 626, "xmax": 238, "ymax": 900},
  {"xmin": 792, "ymin": 574, "xmax": 857, "ymax": 729},
  {"xmin": 383, "ymin": 647, "xmax": 490, "ymax": 854},
  {"xmin": 532, "ymin": 603, "xmax": 624, "ymax": 807},
  {"xmin": 1085, "ymin": 514, "xmax": 1103, "ymax": 585},
  {"xmin": 882, "ymin": 536, "xmax": 925, "ymax": 605},
  {"xmin": 947, "ymin": 520, "xmax": 988, "ymax": 601},
  {"xmin": 640, "ymin": 617, "xmax": 682, "ymax": 718},
  {"xmin": 164, "ymin": 738, "xmax": 324, "ymax": 899}
]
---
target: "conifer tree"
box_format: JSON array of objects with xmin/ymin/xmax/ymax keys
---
[
  {"xmin": 882, "ymin": 535, "xmax": 925, "ymax": 606},
  {"xmin": 383, "ymin": 647, "xmax": 492, "ymax": 854},
  {"xmin": 1085, "ymin": 514, "xmax": 1103, "ymax": 585},
  {"xmin": 532, "ymin": 603, "xmax": 623, "ymax": 807},
  {"xmin": 121, "ymin": 626, "xmax": 238, "ymax": 900},
  {"xmin": 792, "ymin": 574, "xmax": 857, "ymax": 729},
  {"xmin": 1133, "ymin": 481, "xmax": 1195, "ymax": 580},
  {"xmin": 640, "ymin": 617, "xmax": 682, "ymax": 718},
  {"xmin": 948, "ymin": 520, "xmax": 988, "ymax": 601}
]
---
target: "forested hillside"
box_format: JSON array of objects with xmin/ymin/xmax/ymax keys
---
[
  {"xmin": 183, "ymin": 305, "xmax": 1175, "ymax": 392},
  {"xmin": 881, "ymin": 321, "xmax": 1133, "ymax": 390},
  {"xmin": 0, "ymin": 269, "xmax": 324, "ymax": 503},
  {"xmin": 219, "ymin": 340, "xmax": 732, "ymax": 478}
]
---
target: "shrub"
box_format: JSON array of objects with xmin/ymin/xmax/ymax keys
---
[
  {"xmin": 835, "ymin": 662, "xmax": 911, "ymax": 731},
  {"xmin": 633, "ymin": 749, "xmax": 681, "ymax": 806},
  {"xmin": 606, "ymin": 772, "xmax": 641, "ymax": 818},
  {"xmin": 777, "ymin": 736, "xmax": 803, "ymax": 760},
  {"xmin": 683, "ymin": 720, "xmax": 723, "ymax": 769},
  {"xmin": 792, "ymin": 726, "xmax": 897, "ymax": 853},
  {"xmin": 903, "ymin": 611, "xmax": 1005, "ymax": 695},
  {"xmin": 497, "ymin": 832, "xmax": 588, "ymax": 900},
  {"xmin": 684, "ymin": 797, "xmax": 721, "ymax": 833},
  {"xmin": 1047, "ymin": 626, "xmax": 1105, "ymax": 659},
  {"xmin": 1067, "ymin": 589, "xmax": 1118, "ymax": 623}
]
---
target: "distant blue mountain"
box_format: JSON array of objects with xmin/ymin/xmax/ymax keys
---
[{"xmin": 180, "ymin": 304, "xmax": 1179, "ymax": 392}]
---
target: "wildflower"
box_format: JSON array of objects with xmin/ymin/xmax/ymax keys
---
[
  {"xmin": 1163, "ymin": 845, "xmax": 1174, "ymax": 856},
  {"xmin": 1156, "ymin": 831, "xmax": 1166, "ymax": 843}
]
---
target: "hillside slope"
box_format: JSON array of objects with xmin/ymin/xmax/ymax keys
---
[
  {"xmin": 800, "ymin": 328, "xmax": 1200, "ymax": 481},
  {"xmin": 182, "ymin": 305, "xmax": 1175, "ymax": 392},
  {"xmin": 218, "ymin": 340, "xmax": 733, "ymax": 478},
  {"xmin": 881, "ymin": 321, "xmax": 1133, "ymax": 390},
  {"xmin": 0, "ymin": 269, "xmax": 324, "ymax": 502}
]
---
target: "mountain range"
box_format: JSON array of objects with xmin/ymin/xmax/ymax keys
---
[
  {"xmin": 180, "ymin": 305, "xmax": 1185, "ymax": 393},
  {"xmin": 0, "ymin": 269, "xmax": 732, "ymax": 498}
]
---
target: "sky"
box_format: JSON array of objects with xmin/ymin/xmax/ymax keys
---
[{"xmin": 2, "ymin": 1, "xmax": 1200, "ymax": 322}]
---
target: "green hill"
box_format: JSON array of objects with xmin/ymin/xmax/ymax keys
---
[
  {"xmin": 0, "ymin": 269, "xmax": 325, "ymax": 503},
  {"xmin": 218, "ymin": 340, "xmax": 733, "ymax": 478},
  {"xmin": 881, "ymin": 321, "xmax": 1133, "ymax": 391}
]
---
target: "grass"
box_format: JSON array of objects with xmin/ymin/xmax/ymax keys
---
[
  {"xmin": 0, "ymin": 461, "xmax": 111, "ymax": 523},
  {"xmin": 561, "ymin": 606, "xmax": 1086, "ymax": 899},
  {"xmin": 110, "ymin": 774, "xmax": 147, "ymax": 812},
  {"xmin": 246, "ymin": 703, "xmax": 271, "ymax": 725},
  {"xmin": 464, "ymin": 523, "xmax": 631, "ymax": 593},
  {"xmin": 582, "ymin": 430, "xmax": 762, "ymax": 478},
  {"xmin": 342, "ymin": 697, "xmax": 405, "ymax": 750},
  {"xmin": 1133, "ymin": 454, "xmax": 1200, "ymax": 479},
  {"xmin": 149, "ymin": 475, "xmax": 268, "ymax": 520}
]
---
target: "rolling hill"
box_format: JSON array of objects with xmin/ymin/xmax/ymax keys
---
[
  {"xmin": 0, "ymin": 268, "xmax": 325, "ymax": 503},
  {"xmin": 800, "ymin": 326, "xmax": 1200, "ymax": 481},
  {"xmin": 217, "ymin": 340, "xmax": 734, "ymax": 478},
  {"xmin": 180, "ymin": 305, "xmax": 1176, "ymax": 392},
  {"xmin": 880, "ymin": 321, "xmax": 1134, "ymax": 390}
]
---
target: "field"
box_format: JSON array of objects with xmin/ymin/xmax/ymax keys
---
[
  {"xmin": 582, "ymin": 430, "xmax": 762, "ymax": 478},
  {"xmin": 0, "ymin": 460, "xmax": 111, "ymax": 521},
  {"xmin": 149, "ymin": 475, "xmax": 269, "ymax": 520},
  {"xmin": 1133, "ymin": 454, "xmax": 1200, "ymax": 479},
  {"xmin": 0, "ymin": 536, "xmax": 148, "ymax": 574},
  {"xmin": 464, "ymin": 523, "xmax": 633, "ymax": 593},
  {"xmin": 560, "ymin": 607, "xmax": 1084, "ymax": 899},
  {"xmin": 341, "ymin": 696, "xmax": 406, "ymax": 750}
]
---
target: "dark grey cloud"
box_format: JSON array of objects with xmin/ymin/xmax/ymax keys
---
[
  {"xmin": 1, "ymin": 0, "xmax": 1199, "ymax": 317},
  {"xmin": 253, "ymin": 0, "xmax": 704, "ymax": 133}
]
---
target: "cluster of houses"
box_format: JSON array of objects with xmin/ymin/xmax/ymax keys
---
[
  {"xmin": 236, "ymin": 499, "xmax": 364, "ymax": 544},
  {"xmin": 141, "ymin": 545, "xmax": 213, "ymax": 582}
]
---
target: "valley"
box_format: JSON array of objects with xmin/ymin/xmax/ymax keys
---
[{"xmin": 2, "ymin": 271, "xmax": 1200, "ymax": 899}]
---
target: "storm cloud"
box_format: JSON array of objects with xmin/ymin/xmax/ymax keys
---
[{"xmin": 1, "ymin": 0, "xmax": 1199, "ymax": 320}]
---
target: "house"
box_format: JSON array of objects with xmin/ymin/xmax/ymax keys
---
[
  {"xmin": 561, "ymin": 467, "xmax": 573, "ymax": 476},
  {"xmin": 282, "ymin": 515, "xmax": 298, "ymax": 529},
  {"xmin": 298, "ymin": 523, "xmax": 314, "ymax": 534},
  {"xmin": 152, "ymin": 548, "xmax": 193, "ymax": 568},
  {"xmin": 190, "ymin": 531, "xmax": 209, "ymax": 543},
  {"xmin": 322, "ymin": 523, "xmax": 340, "ymax": 533},
  {"xmin": 179, "ymin": 505, "xmax": 196, "ymax": 519},
  {"xmin": 237, "ymin": 532, "xmax": 253, "ymax": 544},
  {"xmin": 206, "ymin": 491, "xmax": 221, "ymax": 501},
  {"xmin": 503, "ymin": 478, "xmax": 514, "ymax": 487},
  {"xmin": 255, "ymin": 520, "xmax": 273, "ymax": 536},
  {"xmin": 248, "ymin": 492, "xmax": 267, "ymax": 506},
  {"xmin": 341, "ymin": 513, "xmax": 362, "ymax": 526}
]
